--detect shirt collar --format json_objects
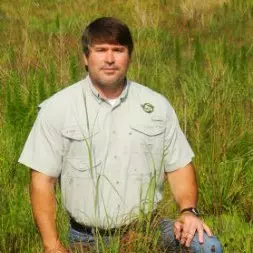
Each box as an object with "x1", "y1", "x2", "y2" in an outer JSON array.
[{"x1": 86, "y1": 75, "x2": 130, "y2": 104}]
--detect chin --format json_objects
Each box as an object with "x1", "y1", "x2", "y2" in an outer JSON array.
[{"x1": 100, "y1": 77, "x2": 123, "y2": 87}]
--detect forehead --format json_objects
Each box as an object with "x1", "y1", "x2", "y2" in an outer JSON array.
[{"x1": 90, "y1": 43, "x2": 127, "y2": 48}]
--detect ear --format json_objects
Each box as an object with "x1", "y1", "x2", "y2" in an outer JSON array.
[
  {"x1": 127, "y1": 56, "x2": 132, "y2": 67},
  {"x1": 83, "y1": 54, "x2": 88, "y2": 66}
]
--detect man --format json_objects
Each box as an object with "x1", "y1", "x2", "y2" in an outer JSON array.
[{"x1": 19, "y1": 17, "x2": 222, "y2": 252}]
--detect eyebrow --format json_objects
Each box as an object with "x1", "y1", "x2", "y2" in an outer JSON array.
[{"x1": 92, "y1": 44, "x2": 125, "y2": 48}]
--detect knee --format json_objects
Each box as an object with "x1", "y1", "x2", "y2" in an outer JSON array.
[
  {"x1": 193, "y1": 235, "x2": 222, "y2": 253},
  {"x1": 204, "y1": 236, "x2": 222, "y2": 253}
]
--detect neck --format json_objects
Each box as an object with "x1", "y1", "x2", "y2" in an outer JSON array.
[{"x1": 90, "y1": 77, "x2": 126, "y2": 99}]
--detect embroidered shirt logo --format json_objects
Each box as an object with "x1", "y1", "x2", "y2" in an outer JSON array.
[{"x1": 141, "y1": 103, "x2": 154, "y2": 113}]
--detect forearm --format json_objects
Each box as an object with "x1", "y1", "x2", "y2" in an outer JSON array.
[
  {"x1": 166, "y1": 163, "x2": 198, "y2": 210},
  {"x1": 30, "y1": 170, "x2": 59, "y2": 250}
]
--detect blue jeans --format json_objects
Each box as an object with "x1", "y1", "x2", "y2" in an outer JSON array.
[{"x1": 69, "y1": 218, "x2": 222, "y2": 252}]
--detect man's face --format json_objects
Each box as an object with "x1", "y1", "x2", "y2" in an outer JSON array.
[{"x1": 83, "y1": 43, "x2": 131, "y2": 88}]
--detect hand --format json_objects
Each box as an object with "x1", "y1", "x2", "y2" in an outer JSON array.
[
  {"x1": 174, "y1": 212, "x2": 213, "y2": 247},
  {"x1": 45, "y1": 239, "x2": 69, "y2": 253}
]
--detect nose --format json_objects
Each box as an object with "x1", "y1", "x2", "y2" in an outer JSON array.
[{"x1": 105, "y1": 50, "x2": 115, "y2": 64}]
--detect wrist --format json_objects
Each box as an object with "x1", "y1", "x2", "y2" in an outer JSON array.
[
  {"x1": 180, "y1": 207, "x2": 200, "y2": 217},
  {"x1": 44, "y1": 238, "x2": 61, "y2": 251}
]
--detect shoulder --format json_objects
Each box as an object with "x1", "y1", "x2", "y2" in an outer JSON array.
[
  {"x1": 38, "y1": 79, "x2": 85, "y2": 110},
  {"x1": 128, "y1": 80, "x2": 175, "y2": 116},
  {"x1": 36, "y1": 79, "x2": 86, "y2": 128}
]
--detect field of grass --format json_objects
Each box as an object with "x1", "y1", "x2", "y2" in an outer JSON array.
[{"x1": 0, "y1": 0, "x2": 252, "y2": 252}]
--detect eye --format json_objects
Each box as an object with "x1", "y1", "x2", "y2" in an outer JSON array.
[
  {"x1": 95, "y1": 48, "x2": 106, "y2": 52},
  {"x1": 113, "y1": 47, "x2": 125, "y2": 52}
]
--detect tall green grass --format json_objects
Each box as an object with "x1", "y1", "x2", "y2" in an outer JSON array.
[{"x1": 0, "y1": 0, "x2": 252, "y2": 252}]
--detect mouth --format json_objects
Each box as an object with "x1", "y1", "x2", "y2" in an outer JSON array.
[
  {"x1": 102, "y1": 68, "x2": 118, "y2": 70},
  {"x1": 102, "y1": 68, "x2": 118, "y2": 74}
]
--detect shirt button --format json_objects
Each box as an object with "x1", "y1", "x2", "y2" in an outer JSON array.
[
  {"x1": 129, "y1": 132, "x2": 132, "y2": 135},
  {"x1": 112, "y1": 130, "x2": 116, "y2": 134},
  {"x1": 114, "y1": 155, "x2": 117, "y2": 159},
  {"x1": 116, "y1": 181, "x2": 119, "y2": 184}
]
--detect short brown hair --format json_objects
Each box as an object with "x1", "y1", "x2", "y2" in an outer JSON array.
[{"x1": 81, "y1": 17, "x2": 134, "y2": 57}]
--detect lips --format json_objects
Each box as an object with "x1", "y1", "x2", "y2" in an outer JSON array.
[
  {"x1": 102, "y1": 68, "x2": 118, "y2": 71},
  {"x1": 102, "y1": 68, "x2": 118, "y2": 75}
]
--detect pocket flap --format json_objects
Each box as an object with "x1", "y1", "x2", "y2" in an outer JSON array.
[
  {"x1": 151, "y1": 115, "x2": 165, "y2": 122},
  {"x1": 61, "y1": 127, "x2": 85, "y2": 141},
  {"x1": 66, "y1": 157, "x2": 101, "y2": 171},
  {"x1": 130, "y1": 124, "x2": 165, "y2": 136}
]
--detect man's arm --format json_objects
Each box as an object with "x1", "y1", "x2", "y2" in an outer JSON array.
[
  {"x1": 166, "y1": 163, "x2": 212, "y2": 247},
  {"x1": 166, "y1": 162, "x2": 198, "y2": 209},
  {"x1": 30, "y1": 170, "x2": 68, "y2": 253}
]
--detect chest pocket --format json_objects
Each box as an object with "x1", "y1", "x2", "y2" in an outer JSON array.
[
  {"x1": 128, "y1": 116, "x2": 166, "y2": 177},
  {"x1": 130, "y1": 116, "x2": 165, "y2": 154},
  {"x1": 61, "y1": 126, "x2": 87, "y2": 159},
  {"x1": 61, "y1": 126, "x2": 101, "y2": 172}
]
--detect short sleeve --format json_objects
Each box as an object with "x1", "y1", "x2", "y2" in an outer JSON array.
[
  {"x1": 18, "y1": 106, "x2": 63, "y2": 177},
  {"x1": 164, "y1": 108, "x2": 194, "y2": 172}
]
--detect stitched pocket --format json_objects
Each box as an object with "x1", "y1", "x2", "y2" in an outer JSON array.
[
  {"x1": 61, "y1": 126, "x2": 99, "y2": 159},
  {"x1": 130, "y1": 121, "x2": 165, "y2": 156},
  {"x1": 129, "y1": 118, "x2": 165, "y2": 178}
]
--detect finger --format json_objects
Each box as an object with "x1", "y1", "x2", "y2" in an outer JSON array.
[
  {"x1": 182, "y1": 226, "x2": 196, "y2": 247},
  {"x1": 185, "y1": 232, "x2": 195, "y2": 247},
  {"x1": 174, "y1": 222, "x2": 182, "y2": 240},
  {"x1": 180, "y1": 231, "x2": 194, "y2": 246},
  {"x1": 180, "y1": 233, "x2": 187, "y2": 245},
  {"x1": 197, "y1": 223, "x2": 204, "y2": 244},
  {"x1": 203, "y1": 223, "x2": 213, "y2": 236},
  {"x1": 174, "y1": 221, "x2": 183, "y2": 240},
  {"x1": 179, "y1": 217, "x2": 196, "y2": 245},
  {"x1": 181, "y1": 219, "x2": 196, "y2": 238}
]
